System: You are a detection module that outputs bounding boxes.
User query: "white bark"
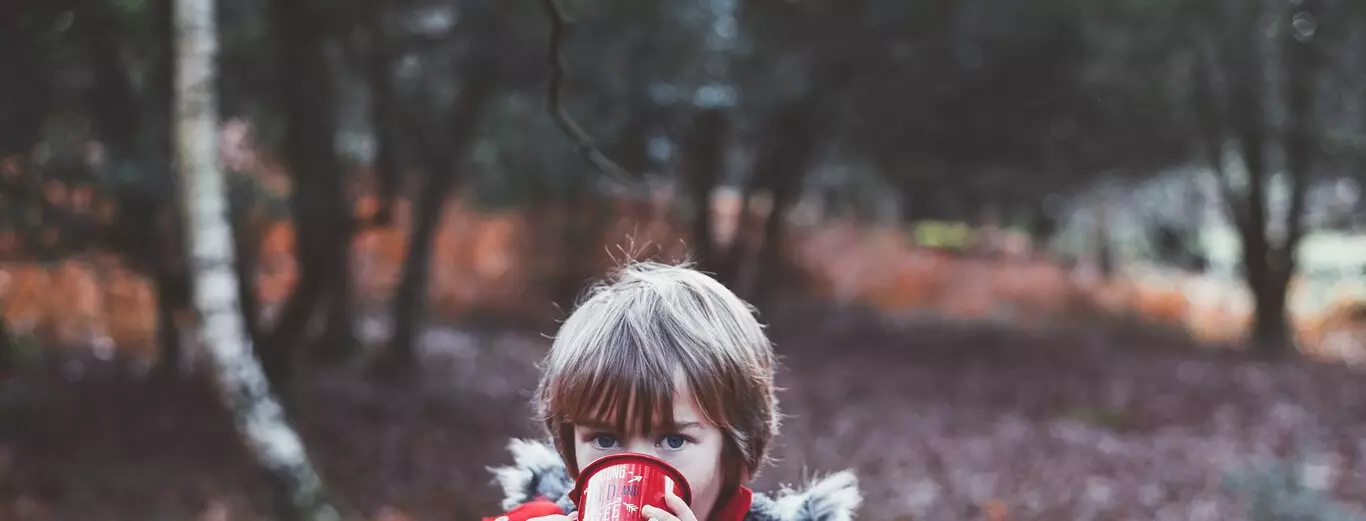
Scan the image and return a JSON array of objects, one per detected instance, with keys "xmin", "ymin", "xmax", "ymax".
[{"xmin": 172, "ymin": 0, "xmax": 339, "ymax": 519}]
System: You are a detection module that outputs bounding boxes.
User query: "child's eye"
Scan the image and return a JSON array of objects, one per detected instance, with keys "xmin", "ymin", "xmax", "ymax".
[
  {"xmin": 658, "ymin": 435, "xmax": 689, "ymax": 450},
  {"xmin": 590, "ymin": 434, "xmax": 621, "ymax": 450}
]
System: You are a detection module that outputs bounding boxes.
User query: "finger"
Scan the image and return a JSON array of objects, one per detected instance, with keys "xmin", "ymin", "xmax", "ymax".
[
  {"xmin": 568, "ymin": 512, "xmax": 579, "ymax": 521},
  {"xmin": 642, "ymin": 505, "xmax": 680, "ymax": 521},
  {"xmin": 662, "ymin": 481, "xmax": 698, "ymax": 521}
]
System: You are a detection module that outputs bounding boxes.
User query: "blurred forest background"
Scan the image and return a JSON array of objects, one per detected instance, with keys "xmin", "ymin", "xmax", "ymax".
[{"xmin": 4, "ymin": 0, "xmax": 1366, "ymax": 519}]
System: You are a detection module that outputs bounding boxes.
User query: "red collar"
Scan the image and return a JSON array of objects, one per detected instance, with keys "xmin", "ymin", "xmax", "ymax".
[{"xmin": 710, "ymin": 486, "xmax": 753, "ymax": 521}]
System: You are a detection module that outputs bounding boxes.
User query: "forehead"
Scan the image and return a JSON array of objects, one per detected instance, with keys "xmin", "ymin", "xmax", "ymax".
[{"xmin": 576, "ymin": 376, "xmax": 709, "ymax": 432}]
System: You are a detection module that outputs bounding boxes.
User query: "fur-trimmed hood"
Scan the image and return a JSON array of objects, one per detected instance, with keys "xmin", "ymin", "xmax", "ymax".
[{"xmin": 488, "ymin": 439, "xmax": 863, "ymax": 521}]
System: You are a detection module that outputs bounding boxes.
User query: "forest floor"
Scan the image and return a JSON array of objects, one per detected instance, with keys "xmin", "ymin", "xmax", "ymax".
[{"xmin": 3, "ymin": 303, "xmax": 1366, "ymax": 521}]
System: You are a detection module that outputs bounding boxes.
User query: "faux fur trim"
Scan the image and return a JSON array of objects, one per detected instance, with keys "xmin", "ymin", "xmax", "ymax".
[
  {"xmin": 489, "ymin": 438, "xmax": 578, "ymax": 512},
  {"xmin": 487, "ymin": 438, "xmax": 863, "ymax": 521}
]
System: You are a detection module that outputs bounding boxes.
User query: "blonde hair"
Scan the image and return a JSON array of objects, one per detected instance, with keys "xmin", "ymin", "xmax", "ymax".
[{"xmin": 534, "ymin": 261, "xmax": 780, "ymax": 480}]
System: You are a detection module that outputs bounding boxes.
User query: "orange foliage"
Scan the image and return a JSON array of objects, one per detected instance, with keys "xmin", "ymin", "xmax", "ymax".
[
  {"xmin": 2, "ymin": 185, "xmax": 1365, "ymax": 365},
  {"xmin": 0, "ymin": 230, "xmax": 15, "ymax": 255},
  {"xmin": 257, "ymin": 222, "xmax": 299, "ymax": 305},
  {"xmin": 785, "ymin": 219, "xmax": 1366, "ymax": 361},
  {"xmin": 0, "ymin": 155, "xmax": 21, "ymax": 179},
  {"xmin": 1129, "ymin": 284, "xmax": 1191, "ymax": 326},
  {"xmin": 352, "ymin": 227, "xmax": 407, "ymax": 298},
  {"xmin": 427, "ymin": 202, "xmax": 536, "ymax": 317},
  {"xmin": 792, "ymin": 223, "xmax": 1100, "ymax": 325},
  {"xmin": 70, "ymin": 184, "xmax": 94, "ymax": 213},
  {"xmin": 1, "ymin": 264, "xmax": 51, "ymax": 334},
  {"xmin": 101, "ymin": 263, "xmax": 159, "ymax": 356},
  {"xmin": 48, "ymin": 261, "xmax": 106, "ymax": 348},
  {"xmin": 1298, "ymin": 299, "xmax": 1366, "ymax": 364},
  {"xmin": 596, "ymin": 198, "xmax": 693, "ymax": 268},
  {"xmin": 985, "ymin": 499, "xmax": 1009, "ymax": 521},
  {"xmin": 0, "ymin": 260, "xmax": 133, "ymax": 352}
]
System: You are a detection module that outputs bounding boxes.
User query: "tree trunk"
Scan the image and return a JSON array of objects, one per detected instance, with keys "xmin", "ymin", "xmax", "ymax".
[
  {"xmin": 715, "ymin": 171, "xmax": 763, "ymax": 289},
  {"xmin": 1093, "ymin": 208, "xmax": 1114, "ymax": 279},
  {"xmin": 752, "ymin": 179, "xmax": 800, "ymax": 310},
  {"xmin": 0, "ymin": 0, "xmax": 47, "ymax": 155},
  {"xmin": 234, "ymin": 216, "xmax": 267, "ymax": 366},
  {"xmin": 680, "ymin": 109, "xmax": 728, "ymax": 274},
  {"xmin": 1247, "ymin": 0, "xmax": 1323, "ymax": 355},
  {"xmin": 173, "ymin": 0, "xmax": 340, "ymax": 519},
  {"xmin": 85, "ymin": 0, "xmax": 140, "ymax": 159},
  {"xmin": 748, "ymin": 103, "xmax": 816, "ymax": 310},
  {"xmin": 1239, "ymin": 221, "xmax": 1292, "ymax": 353},
  {"xmin": 1231, "ymin": 78, "xmax": 1279, "ymax": 352},
  {"xmin": 1191, "ymin": 1, "xmax": 1316, "ymax": 355},
  {"xmin": 154, "ymin": 268, "xmax": 186, "ymax": 376},
  {"xmin": 365, "ymin": 8, "xmax": 401, "ymax": 228},
  {"xmin": 150, "ymin": 0, "xmax": 185, "ymax": 377},
  {"xmin": 374, "ymin": 63, "xmax": 494, "ymax": 378},
  {"xmin": 376, "ymin": 174, "xmax": 447, "ymax": 378},
  {"xmin": 0, "ymin": 316, "xmax": 12, "ymax": 378},
  {"xmin": 1250, "ymin": 264, "xmax": 1293, "ymax": 354},
  {"xmin": 267, "ymin": 0, "xmax": 357, "ymax": 373},
  {"xmin": 260, "ymin": 256, "xmax": 324, "ymax": 388},
  {"xmin": 311, "ymin": 274, "xmax": 356, "ymax": 363},
  {"xmin": 1225, "ymin": 0, "xmax": 1322, "ymax": 356}
]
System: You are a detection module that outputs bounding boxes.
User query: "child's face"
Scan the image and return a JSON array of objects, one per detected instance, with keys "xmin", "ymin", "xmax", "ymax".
[{"xmin": 573, "ymin": 376, "xmax": 727, "ymax": 520}]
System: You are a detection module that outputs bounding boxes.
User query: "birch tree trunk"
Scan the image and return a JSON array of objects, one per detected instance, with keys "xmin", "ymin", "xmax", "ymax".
[{"xmin": 172, "ymin": 0, "xmax": 340, "ymax": 519}]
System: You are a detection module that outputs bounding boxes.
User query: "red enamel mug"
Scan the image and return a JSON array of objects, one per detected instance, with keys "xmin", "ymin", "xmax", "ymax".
[{"xmin": 570, "ymin": 453, "xmax": 693, "ymax": 521}]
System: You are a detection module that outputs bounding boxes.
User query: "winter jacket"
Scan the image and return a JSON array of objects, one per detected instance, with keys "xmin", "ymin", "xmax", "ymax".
[{"xmin": 481, "ymin": 439, "xmax": 862, "ymax": 521}]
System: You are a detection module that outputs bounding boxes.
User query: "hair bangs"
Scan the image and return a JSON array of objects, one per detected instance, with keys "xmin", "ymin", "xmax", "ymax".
[
  {"xmin": 548, "ymin": 320, "xmax": 681, "ymax": 437},
  {"xmin": 537, "ymin": 261, "xmax": 780, "ymax": 479}
]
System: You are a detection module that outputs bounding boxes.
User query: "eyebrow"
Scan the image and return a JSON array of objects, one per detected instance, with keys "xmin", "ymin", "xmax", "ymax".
[{"xmin": 579, "ymin": 420, "xmax": 705, "ymax": 433}]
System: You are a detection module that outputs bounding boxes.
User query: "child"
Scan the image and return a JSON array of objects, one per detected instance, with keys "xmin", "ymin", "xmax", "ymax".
[{"xmin": 483, "ymin": 261, "xmax": 862, "ymax": 521}]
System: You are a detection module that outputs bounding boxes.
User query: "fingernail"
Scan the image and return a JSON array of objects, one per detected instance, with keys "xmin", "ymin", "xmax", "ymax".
[{"xmin": 664, "ymin": 476, "xmax": 674, "ymax": 496}]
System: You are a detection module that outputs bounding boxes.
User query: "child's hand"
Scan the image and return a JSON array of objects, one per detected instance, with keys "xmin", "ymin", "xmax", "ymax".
[{"xmin": 641, "ymin": 482, "xmax": 698, "ymax": 521}]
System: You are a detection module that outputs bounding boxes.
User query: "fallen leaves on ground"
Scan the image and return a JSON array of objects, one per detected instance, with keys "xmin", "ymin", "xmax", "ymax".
[{"xmin": 4, "ymin": 310, "xmax": 1366, "ymax": 521}]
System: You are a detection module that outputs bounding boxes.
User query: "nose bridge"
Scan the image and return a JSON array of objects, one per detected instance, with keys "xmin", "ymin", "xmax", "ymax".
[{"xmin": 623, "ymin": 437, "xmax": 657, "ymax": 456}]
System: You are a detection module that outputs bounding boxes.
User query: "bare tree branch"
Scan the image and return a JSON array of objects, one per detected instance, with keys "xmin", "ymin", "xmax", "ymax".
[{"xmin": 541, "ymin": 0, "xmax": 641, "ymax": 186}]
